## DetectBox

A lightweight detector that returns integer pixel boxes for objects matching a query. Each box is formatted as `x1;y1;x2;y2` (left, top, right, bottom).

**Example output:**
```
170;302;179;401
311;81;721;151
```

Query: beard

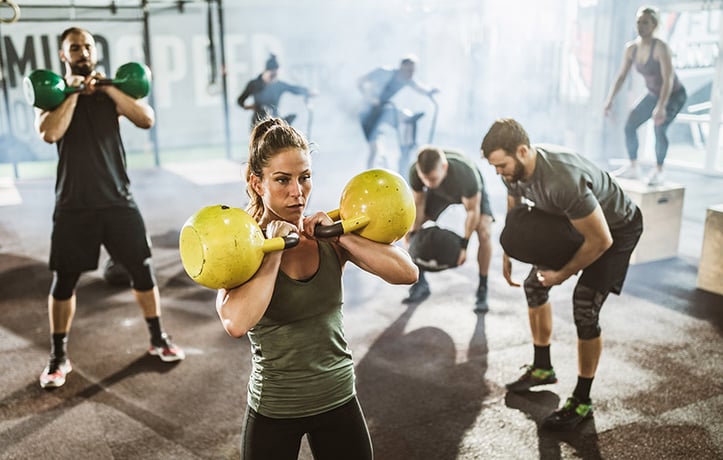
506;157;526;183
71;60;94;77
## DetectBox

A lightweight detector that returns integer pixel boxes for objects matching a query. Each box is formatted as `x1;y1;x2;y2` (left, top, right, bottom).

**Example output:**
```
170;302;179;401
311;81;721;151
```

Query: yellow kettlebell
179;205;299;289
315;168;415;244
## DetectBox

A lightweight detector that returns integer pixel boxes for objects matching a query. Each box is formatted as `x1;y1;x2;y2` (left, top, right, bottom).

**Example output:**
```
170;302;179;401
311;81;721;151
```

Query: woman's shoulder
619;40;638;62
652;37;672;56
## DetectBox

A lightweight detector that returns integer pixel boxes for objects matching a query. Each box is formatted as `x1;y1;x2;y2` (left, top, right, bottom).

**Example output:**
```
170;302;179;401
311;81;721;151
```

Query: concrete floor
1;143;722;459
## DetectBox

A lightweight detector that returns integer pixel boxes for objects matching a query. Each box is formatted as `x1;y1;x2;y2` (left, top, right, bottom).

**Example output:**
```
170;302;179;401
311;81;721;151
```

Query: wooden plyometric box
697;204;723;296
616;178;685;264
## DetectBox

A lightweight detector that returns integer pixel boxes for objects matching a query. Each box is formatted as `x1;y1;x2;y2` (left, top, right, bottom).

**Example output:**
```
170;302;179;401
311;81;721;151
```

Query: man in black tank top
33;27;184;390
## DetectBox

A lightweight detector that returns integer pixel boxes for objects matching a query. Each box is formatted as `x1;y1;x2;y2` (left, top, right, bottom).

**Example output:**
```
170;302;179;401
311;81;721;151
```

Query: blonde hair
245;118;309;221
637;5;660;26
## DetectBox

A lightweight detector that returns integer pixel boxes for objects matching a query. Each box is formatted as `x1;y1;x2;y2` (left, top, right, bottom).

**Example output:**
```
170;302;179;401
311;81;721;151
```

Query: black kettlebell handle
314;222;344;239
283;233;300;249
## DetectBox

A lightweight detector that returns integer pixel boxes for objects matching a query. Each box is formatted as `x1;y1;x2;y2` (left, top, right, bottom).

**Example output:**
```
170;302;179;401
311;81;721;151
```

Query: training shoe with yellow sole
542;396;593;431
505;365;557;392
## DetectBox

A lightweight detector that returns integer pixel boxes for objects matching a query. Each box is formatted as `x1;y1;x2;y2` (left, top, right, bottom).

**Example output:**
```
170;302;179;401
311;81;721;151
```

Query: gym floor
1;146;722;459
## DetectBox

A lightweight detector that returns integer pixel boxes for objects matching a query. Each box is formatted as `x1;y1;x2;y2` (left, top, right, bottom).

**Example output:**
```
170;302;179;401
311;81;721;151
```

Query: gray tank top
246;241;355;418
632;39;682;96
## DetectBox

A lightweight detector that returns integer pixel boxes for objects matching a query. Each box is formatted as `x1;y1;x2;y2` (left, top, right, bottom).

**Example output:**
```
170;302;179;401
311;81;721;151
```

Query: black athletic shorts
424;187;494;222
49;206;151;273
578;206;643;294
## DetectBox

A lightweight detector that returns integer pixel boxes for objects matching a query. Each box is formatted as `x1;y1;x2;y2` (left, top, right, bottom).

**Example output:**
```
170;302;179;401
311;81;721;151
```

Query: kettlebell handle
262;233;300;252
314;212;370;239
314;222;345;239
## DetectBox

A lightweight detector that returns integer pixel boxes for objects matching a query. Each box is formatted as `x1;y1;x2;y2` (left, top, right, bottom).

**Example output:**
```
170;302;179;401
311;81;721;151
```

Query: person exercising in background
33;27;185;389
358;55;438;171
238;54;315;131
604;5;687;186
403;146;493;312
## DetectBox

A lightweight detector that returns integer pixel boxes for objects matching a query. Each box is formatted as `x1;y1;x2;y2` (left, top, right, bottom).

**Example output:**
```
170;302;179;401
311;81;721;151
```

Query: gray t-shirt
503;144;636;229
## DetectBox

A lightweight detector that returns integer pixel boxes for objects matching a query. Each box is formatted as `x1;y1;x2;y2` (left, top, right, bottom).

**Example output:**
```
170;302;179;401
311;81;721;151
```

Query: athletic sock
533;344;552;370
573;376;594;403
50;333;68;362
145;316;164;346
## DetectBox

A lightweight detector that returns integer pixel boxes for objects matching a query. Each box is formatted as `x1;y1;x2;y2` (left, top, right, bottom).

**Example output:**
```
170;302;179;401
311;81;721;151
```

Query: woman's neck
639;35;655;45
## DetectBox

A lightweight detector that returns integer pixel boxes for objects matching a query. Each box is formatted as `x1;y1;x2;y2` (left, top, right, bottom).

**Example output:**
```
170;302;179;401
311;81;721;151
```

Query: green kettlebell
110;62;152;99
23;69;80;111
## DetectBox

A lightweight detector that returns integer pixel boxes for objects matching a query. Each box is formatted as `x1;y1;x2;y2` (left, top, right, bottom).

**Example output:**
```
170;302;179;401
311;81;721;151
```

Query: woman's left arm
653;40;675;125
338;233;419;285
303;211;418;285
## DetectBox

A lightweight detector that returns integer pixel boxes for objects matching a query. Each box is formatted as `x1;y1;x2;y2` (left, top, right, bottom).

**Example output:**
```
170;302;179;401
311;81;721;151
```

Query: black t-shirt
408;150;482;203
55;92;135;210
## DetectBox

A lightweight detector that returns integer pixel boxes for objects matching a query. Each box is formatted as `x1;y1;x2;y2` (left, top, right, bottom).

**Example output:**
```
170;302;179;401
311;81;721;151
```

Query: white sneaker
612;164;641;180
148;333;186;362
647;170;664;186
40;358;72;389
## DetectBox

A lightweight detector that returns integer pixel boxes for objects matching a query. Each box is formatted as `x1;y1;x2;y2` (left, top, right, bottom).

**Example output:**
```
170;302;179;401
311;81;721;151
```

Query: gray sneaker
474;285;488;312
402;280;431;304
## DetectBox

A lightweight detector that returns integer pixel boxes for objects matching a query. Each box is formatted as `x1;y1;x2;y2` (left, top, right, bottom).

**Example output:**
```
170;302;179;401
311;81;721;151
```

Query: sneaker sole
39;363;73;389
542;411;594;432
148;348;185;362
474;300;489;313
40;377;66;389
505;377;558;393
402;296;430;304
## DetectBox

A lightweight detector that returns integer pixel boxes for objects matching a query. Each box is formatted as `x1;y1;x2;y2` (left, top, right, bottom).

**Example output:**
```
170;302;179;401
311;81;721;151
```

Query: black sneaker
402;280;430;304
542;396;593;431
505;365;558;392
474;286;488;312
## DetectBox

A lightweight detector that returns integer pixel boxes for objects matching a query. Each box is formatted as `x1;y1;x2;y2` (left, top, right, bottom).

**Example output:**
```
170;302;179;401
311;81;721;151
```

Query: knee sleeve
573;284;609;339
124;257;156;291
523;267;551;308
50;271;81;300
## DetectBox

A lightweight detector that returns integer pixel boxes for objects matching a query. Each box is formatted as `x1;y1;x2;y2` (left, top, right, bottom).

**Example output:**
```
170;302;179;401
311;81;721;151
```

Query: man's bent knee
50;272;81;300
524;268;550;308
125;258;156;291
573;284;608;340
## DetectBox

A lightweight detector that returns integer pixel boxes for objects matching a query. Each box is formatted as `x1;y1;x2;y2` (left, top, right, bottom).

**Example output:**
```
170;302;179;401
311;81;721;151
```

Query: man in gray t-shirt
480;118;643;432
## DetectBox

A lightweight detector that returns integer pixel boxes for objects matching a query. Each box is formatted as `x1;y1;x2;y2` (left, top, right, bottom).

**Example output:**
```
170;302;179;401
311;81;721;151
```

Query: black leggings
241;396;373;460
